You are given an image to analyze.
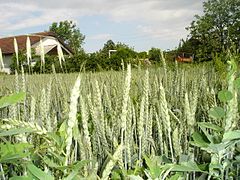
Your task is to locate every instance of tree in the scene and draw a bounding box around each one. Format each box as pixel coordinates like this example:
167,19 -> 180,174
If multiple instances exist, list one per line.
10,49 -> 39,73
148,48 -> 161,62
102,40 -> 116,52
33,55 -> 62,73
187,0 -> 240,60
49,20 -> 85,54
137,51 -> 148,59
99,40 -> 116,59
96,40 -> 138,70
177,38 -> 201,54
176,38 -> 202,61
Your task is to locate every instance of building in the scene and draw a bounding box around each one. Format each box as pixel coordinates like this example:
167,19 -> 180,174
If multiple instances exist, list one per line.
0,32 -> 73,73
175,53 -> 194,63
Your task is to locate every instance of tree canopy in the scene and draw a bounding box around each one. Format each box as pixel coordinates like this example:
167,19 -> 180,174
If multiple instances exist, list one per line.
49,20 -> 85,54
185,0 -> 240,60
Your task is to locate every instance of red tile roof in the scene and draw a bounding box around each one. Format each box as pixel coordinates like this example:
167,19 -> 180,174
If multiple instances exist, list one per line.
0,32 -> 73,55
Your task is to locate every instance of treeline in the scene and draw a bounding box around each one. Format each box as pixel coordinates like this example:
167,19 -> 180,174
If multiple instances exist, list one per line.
11,38 -> 164,73
177,0 -> 240,62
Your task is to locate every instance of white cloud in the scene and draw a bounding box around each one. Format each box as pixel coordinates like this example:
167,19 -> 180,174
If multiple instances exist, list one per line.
0,0 -> 204,50
0,2 -> 81,32
88,33 -> 113,40
0,0 -> 203,28
137,24 -> 187,40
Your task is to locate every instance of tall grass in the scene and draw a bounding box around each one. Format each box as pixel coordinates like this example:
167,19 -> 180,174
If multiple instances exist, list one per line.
0,51 -> 239,179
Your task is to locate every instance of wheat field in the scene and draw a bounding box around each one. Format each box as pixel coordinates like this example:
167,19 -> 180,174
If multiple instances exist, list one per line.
1,55 -> 240,179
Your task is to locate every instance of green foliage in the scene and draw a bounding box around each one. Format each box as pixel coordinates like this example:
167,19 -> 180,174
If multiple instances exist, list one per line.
10,176 -> 32,180
33,52 -> 90,73
32,55 -> 62,73
0,143 -> 33,163
164,50 -> 177,62
108,46 -> 137,70
84,40 -> 138,71
234,77 -> 240,89
189,58 -> 240,179
10,49 -> 38,73
31,39 -> 141,73
148,47 -> 161,63
101,39 -> 116,58
223,130 -> 240,141
26,163 -> 54,180
0,92 -> 25,109
137,51 -> 148,59
218,90 -> 233,102
0,128 -> 36,137
214,53 -> 228,78
10,51 -> 29,73
49,20 -> 85,54
177,38 -> 201,60
186,0 -> 240,60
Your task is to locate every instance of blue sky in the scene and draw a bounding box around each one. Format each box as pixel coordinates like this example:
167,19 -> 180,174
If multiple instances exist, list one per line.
0,0 -> 204,52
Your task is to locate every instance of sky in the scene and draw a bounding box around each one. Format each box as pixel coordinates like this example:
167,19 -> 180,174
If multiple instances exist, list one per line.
0,0 -> 204,53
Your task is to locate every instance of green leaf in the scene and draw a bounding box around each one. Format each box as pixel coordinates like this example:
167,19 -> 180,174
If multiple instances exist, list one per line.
171,162 -> 203,172
218,90 -> 233,102
43,156 -> 61,168
0,143 -> 33,163
205,142 -> 230,154
198,122 -> 224,132
209,107 -> 225,119
191,132 -> 209,148
198,124 -> 214,143
64,171 -> 79,180
169,173 -> 184,180
10,176 -> 32,180
160,155 -> 171,164
179,154 -> 191,163
0,92 -> 26,109
128,175 -> 144,180
27,163 -> 54,180
223,130 -> 240,141
0,128 -> 36,137
144,156 -> 163,178
234,77 -> 240,89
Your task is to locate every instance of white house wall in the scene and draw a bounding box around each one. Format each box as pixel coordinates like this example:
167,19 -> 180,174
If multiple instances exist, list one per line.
1,55 -> 12,74
33,37 -> 72,55
33,37 -> 58,55
40,38 -> 72,55
0,37 -> 72,74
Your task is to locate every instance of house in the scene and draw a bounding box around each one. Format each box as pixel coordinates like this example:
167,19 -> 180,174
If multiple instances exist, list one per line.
0,32 -> 73,74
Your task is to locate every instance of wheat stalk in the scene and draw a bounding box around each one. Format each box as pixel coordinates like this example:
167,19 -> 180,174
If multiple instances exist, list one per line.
80,95 -> 92,160
223,59 -> 238,132
101,144 -> 123,180
14,37 -> 19,67
172,126 -> 181,157
138,96 -> 145,163
121,64 -> 131,147
57,42 -> 65,70
92,80 -> 109,152
29,96 -> 36,122
0,48 -> 4,70
40,39 -> 45,69
159,81 -> 174,162
2,119 -> 47,135
26,36 -> 31,67
65,75 -> 81,166
142,69 -> 149,154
